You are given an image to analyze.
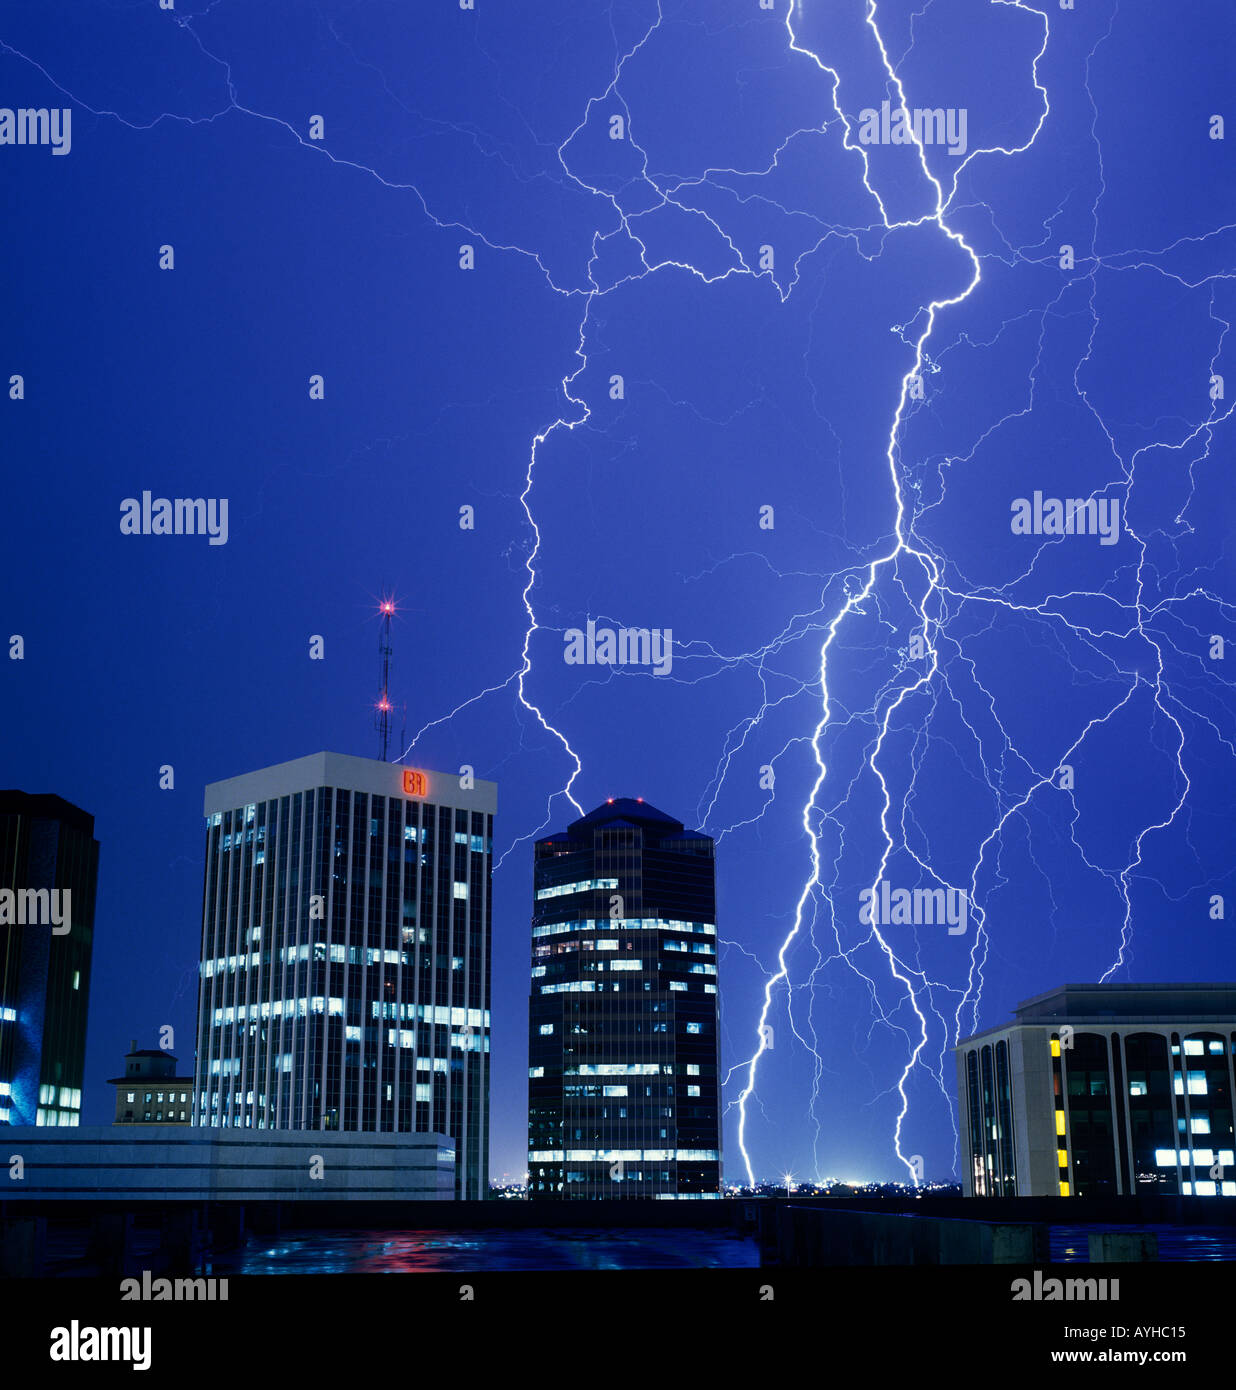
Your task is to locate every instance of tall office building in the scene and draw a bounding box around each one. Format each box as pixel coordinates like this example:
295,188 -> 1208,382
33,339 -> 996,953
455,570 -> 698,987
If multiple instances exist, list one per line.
0,792 -> 99,1128
195,752 -> 495,1198
955,982 -> 1236,1198
527,798 -> 721,1199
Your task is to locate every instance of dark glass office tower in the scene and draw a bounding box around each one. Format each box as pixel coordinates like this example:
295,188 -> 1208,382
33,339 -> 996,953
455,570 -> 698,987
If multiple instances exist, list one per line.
195,752 -> 495,1199
0,792 -> 99,1128
527,798 -> 720,1199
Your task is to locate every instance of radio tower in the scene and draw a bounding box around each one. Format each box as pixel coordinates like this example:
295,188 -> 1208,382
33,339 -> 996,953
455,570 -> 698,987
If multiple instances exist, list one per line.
376,594 -> 395,762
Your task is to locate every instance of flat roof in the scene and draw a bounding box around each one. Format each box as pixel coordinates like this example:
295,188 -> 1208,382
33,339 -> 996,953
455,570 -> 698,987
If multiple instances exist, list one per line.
955,981 -> 1236,1047
204,751 -> 497,817
0,791 -> 95,836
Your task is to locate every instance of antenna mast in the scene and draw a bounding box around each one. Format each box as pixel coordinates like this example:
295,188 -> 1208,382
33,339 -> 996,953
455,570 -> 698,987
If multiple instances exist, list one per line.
376,594 -> 395,762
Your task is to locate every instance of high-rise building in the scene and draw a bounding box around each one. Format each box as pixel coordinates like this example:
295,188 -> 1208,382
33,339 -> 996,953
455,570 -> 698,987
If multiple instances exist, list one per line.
527,798 -> 721,1199
195,752 -> 495,1198
955,982 -> 1236,1198
108,1039 -> 193,1124
0,792 -> 98,1128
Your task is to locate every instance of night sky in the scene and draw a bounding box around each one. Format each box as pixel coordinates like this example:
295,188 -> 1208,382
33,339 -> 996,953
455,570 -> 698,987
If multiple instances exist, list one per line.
2,0 -> 1234,1186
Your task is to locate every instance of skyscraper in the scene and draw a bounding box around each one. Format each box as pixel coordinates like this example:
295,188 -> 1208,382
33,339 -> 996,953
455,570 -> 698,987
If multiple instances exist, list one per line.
0,792 -> 99,1128
955,982 -> 1236,1198
195,752 -> 495,1198
527,798 -> 721,1198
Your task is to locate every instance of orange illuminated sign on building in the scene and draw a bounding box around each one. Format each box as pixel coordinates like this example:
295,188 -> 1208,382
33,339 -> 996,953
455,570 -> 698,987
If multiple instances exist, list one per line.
402,769 -> 428,797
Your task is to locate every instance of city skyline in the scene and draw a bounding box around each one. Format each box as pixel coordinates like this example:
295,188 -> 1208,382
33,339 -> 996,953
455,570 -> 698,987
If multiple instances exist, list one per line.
6,751 -> 1234,1189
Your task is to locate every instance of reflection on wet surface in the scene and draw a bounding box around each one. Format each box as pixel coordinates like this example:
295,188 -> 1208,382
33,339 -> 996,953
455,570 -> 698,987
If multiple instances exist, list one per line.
214,1226 -> 761,1274
1049,1225 -> 1236,1263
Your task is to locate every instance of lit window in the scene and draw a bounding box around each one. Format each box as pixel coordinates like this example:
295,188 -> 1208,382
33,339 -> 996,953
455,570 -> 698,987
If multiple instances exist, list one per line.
539,1023 -> 554,1035
126,1092 -> 135,1103
686,1022 -> 702,1035
453,882 -> 468,899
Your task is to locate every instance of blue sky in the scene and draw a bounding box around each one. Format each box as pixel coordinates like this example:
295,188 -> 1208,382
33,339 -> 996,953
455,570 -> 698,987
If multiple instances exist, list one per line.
2,0 -> 1233,1185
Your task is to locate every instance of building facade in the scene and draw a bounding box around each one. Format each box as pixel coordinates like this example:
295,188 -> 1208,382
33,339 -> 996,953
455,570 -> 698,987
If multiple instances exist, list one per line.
0,792 -> 98,1128
955,983 -> 1236,1198
527,798 -> 721,1199
195,752 -> 494,1198
108,1040 -> 193,1124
